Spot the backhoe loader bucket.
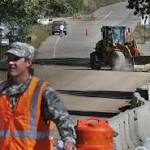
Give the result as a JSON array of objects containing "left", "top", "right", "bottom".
[
  {"left": 133, "top": 56, "right": 150, "bottom": 72},
  {"left": 133, "top": 56, "right": 150, "bottom": 65}
]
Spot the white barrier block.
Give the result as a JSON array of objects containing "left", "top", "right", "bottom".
[
  {"left": 110, "top": 113, "right": 126, "bottom": 150},
  {"left": 128, "top": 110, "right": 141, "bottom": 147},
  {"left": 118, "top": 114, "right": 128, "bottom": 150},
  {"left": 136, "top": 105, "right": 150, "bottom": 140},
  {"left": 143, "top": 137, "right": 150, "bottom": 149},
  {"left": 123, "top": 111, "right": 135, "bottom": 149},
  {"left": 135, "top": 146, "right": 147, "bottom": 150}
]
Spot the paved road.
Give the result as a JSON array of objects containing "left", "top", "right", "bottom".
[
  {"left": 37, "top": 2, "right": 139, "bottom": 59},
  {"left": 34, "top": 2, "right": 150, "bottom": 117},
  {"left": 34, "top": 64, "right": 150, "bottom": 113}
]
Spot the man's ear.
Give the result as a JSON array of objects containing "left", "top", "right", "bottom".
[{"left": 26, "top": 59, "right": 32, "bottom": 67}]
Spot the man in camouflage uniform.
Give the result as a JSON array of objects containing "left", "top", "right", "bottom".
[{"left": 0, "top": 42, "right": 77, "bottom": 150}]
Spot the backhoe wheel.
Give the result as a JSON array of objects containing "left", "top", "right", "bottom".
[
  {"left": 90, "top": 52, "right": 101, "bottom": 70},
  {"left": 110, "top": 51, "right": 126, "bottom": 71}
]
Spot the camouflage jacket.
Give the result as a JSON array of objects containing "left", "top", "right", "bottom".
[{"left": 0, "top": 76, "right": 76, "bottom": 143}]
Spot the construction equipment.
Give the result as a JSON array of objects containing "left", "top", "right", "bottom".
[{"left": 90, "top": 26, "right": 142, "bottom": 71}]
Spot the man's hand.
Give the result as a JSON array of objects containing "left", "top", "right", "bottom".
[{"left": 63, "top": 140, "right": 77, "bottom": 150}]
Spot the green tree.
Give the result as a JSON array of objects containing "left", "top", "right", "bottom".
[
  {"left": 0, "top": 0, "right": 39, "bottom": 42},
  {"left": 67, "top": 0, "right": 83, "bottom": 14},
  {"left": 47, "top": 0, "right": 84, "bottom": 16},
  {"left": 38, "top": 0, "right": 52, "bottom": 17},
  {"left": 47, "top": 0, "right": 70, "bottom": 16},
  {"left": 127, "top": 0, "right": 150, "bottom": 16}
]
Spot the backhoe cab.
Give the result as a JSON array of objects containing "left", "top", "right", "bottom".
[{"left": 90, "top": 26, "right": 140, "bottom": 70}]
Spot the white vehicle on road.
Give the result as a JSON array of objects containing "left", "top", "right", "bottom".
[
  {"left": 0, "top": 23, "right": 9, "bottom": 46},
  {"left": 37, "top": 18, "right": 52, "bottom": 25}
]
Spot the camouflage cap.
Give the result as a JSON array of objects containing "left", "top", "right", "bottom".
[{"left": 6, "top": 42, "right": 35, "bottom": 60}]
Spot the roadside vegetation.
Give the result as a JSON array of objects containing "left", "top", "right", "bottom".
[
  {"left": 31, "top": 25, "right": 51, "bottom": 48},
  {"left": 129, "top": 24, "right": 150, "bottom": 44}
]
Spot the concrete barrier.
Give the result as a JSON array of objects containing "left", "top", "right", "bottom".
[{"left": 109, "top": 84, "right": 150, "bottom": 150}]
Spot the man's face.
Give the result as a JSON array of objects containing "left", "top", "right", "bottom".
[{"left": 7, "top": 54, "right": 31, "bottom": 77}]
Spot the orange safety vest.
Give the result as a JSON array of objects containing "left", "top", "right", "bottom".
[{"left": 0, "top": 76, "right": 53, "bottom": 150}]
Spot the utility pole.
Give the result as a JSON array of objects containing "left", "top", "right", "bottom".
[
  {"left": 143, "top": 15, "right": 149, "bottom": 44},
  {"left": 143, "top": 15, "right": 148, "bottom": 44}
]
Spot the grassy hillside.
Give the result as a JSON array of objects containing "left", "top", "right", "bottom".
[{"left": 82, "top": 0, "right": 126, "bottom": 13}]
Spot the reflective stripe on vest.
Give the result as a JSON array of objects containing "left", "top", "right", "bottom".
[
  {"left": 30, "top": 79, "right": 43, "bottom": 131},
  {"left": 0, "top": 130, "right": 10, "bottom": 137},
  {"left": 13, "top": 130, "right": 51, "bottom": 139},
  {"left": 0, "top": 79, "right": 51, "bottom": 139}
]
